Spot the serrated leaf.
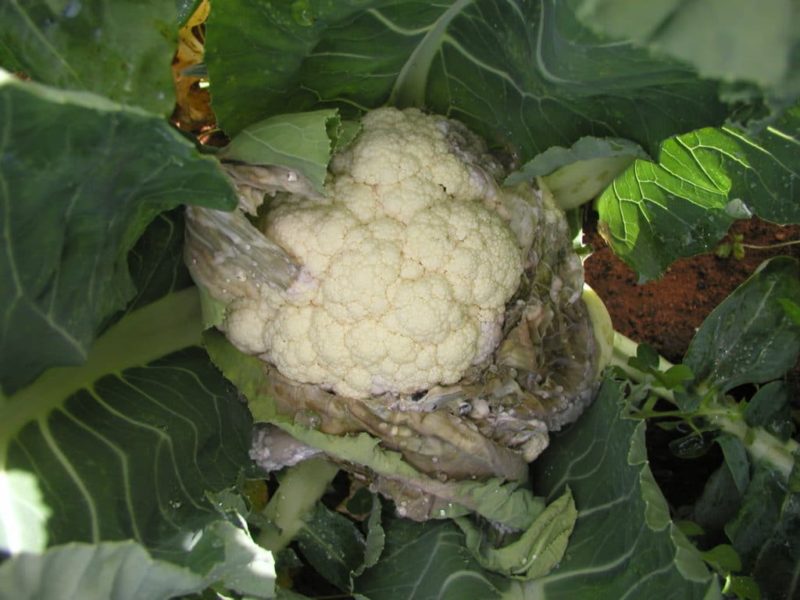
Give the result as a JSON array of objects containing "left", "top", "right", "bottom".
[
  {"left": 0, "top": 72, "right": 236, "bottom": 393},
  {"left": 597, "top": 107, "right": 800, "bottom": 279},
  {"left": 684, "top": 258, "right": 800, "bottom": 392},
  {"left": 0, "top": 0, "right": 180, "bottom": 113},
  {"left": 205, "top": 0, "right": 726, "bottom": 159}
]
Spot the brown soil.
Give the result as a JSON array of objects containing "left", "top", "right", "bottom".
[{"left": 583, "top": 215, "right": 800, "bottom": 390}]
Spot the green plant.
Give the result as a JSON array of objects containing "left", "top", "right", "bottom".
[{"left": 1, "top": 1, "right": 798, "bottom": 599}]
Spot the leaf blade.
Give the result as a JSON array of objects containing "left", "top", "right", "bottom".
[
  {"left": 597, "top": 107, "right": 800, "bottom": 279},
  {"left": 0, "top": 0, "right": 180, "bottom": 113},
  {"left": 0, "top": 73, "right": 236, "bottom": 393},
  {"left": 684, "top": 257, "right": 800, "bottom": 391}
]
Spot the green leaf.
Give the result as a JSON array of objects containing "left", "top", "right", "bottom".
[
  {"left": 190, "top": 520, "right": 276, "bottom": 598},
  {"left": 0, "top": 524, "right": 274, "bottom": 600},
  {"left": 701, "top": 544, "right": 742, "bottom": 574},
  {"left": 528, "top": 379, "right": 720, "bottom": 598},
  {"left": 693, "top": 464, "right": 743, "bottom": 534},
  {"left": 220, "top": 109, "right": 342, "bottom": 194},
  {"left": 684, "top": 258, "right": 800, "bottom": 392},
  {"left": 295, "top": 503, "right": 367, "bottom": 592},
  {"left": 125, "top": 210, "right": 196, "bottom": 316},
  {"left": 630, "top": 343, "right": 661, "bottom": 371},
  {"left": 360, "top": 493, "right": 385, "bottom": 574},
  {"left": 0, "top": 72, "right": 236, "bottom": 393},
  {"left": 0, "top": 470, "right": 50, "bottom": 553},
  {"left": 724, "top": 576, "right": 762, "bottom": 600},
  {"left": 659, "top": 365, "right": 695, "bottom": 390},
  {"left": 456, "top": 488, "right": 576, "bottom": 579},
  {"left": 597, "top": 106, "right": 800, "bottom": 279},
  {"left": 1, "top": 291, "right": 254, "bottom": 560},
  {"left": 205, "top": 0, "right": 726, "bottom": 158},
  {"left": 506, "top": 136, "right": 647, "bottom": 209},
  {"left": 780, "top": 298, "right": 800, "bottom": 325},
  {"left": 575, "top": 0, "right": 800, "bottom": 104},
  {"left": 717, "top": 436, "right": 750, "bottom": 496},
  {"left": 726, "top": 466, "right": 800, "bottom": 600},
  {"left": 355, "top": 518, "right": 519, "bottom": 600},
  {"left": 0, "top": 540, "right": 206, "bottom": 600},
  {"left": 0, "top": 0, "right": 180, "bottom": 114},
  {"left": 744, "top": 381, "right": 793, "bottom": 440}
]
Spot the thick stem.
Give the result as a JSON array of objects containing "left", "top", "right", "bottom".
[{"left": 708, "top": 412, "right": 798, "bottom": 480}]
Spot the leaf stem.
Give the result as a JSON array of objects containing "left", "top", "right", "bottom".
[{"left": 255, "top": 458, "right": 339, "bottom": 552}]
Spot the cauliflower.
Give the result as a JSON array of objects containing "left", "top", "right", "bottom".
[
  {"left": 221, "top": 108, "right": 523, "bottom": 399},
  {"left": 185, "top": 107, "right": 606, "bottom": 520}
]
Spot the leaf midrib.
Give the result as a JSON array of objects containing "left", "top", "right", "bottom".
[{"left": 0, "top": 288, "right": 203, "bottom": 461}]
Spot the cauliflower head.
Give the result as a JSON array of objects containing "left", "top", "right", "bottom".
[
  {"left": 223, "top": 108, "right": 523, "bottom": 399},
  {"left": 186, "top": 107, "right": 605, "bottom": 518}
]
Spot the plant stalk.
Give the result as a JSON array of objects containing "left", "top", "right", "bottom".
[
  {"left": 256, "top": 458, "right": 339, "bottom": 552},
  {"left": 707, "top": 412, "right": 798, "bottom": 480}
]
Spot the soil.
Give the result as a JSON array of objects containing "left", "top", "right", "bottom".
[
  {"left": 583, "top": 214, "right": 800, "bottom": 510},
  {"left": 583, "top": 214, "right": 800, "bottom": 374}
]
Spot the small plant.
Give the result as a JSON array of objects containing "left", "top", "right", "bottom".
[{"left": 716, "top": 232, "right": 800, "bottom": 260}]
